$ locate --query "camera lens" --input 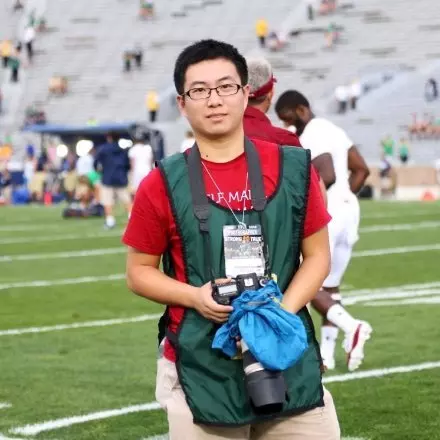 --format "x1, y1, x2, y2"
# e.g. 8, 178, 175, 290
241, 340, 286, 414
